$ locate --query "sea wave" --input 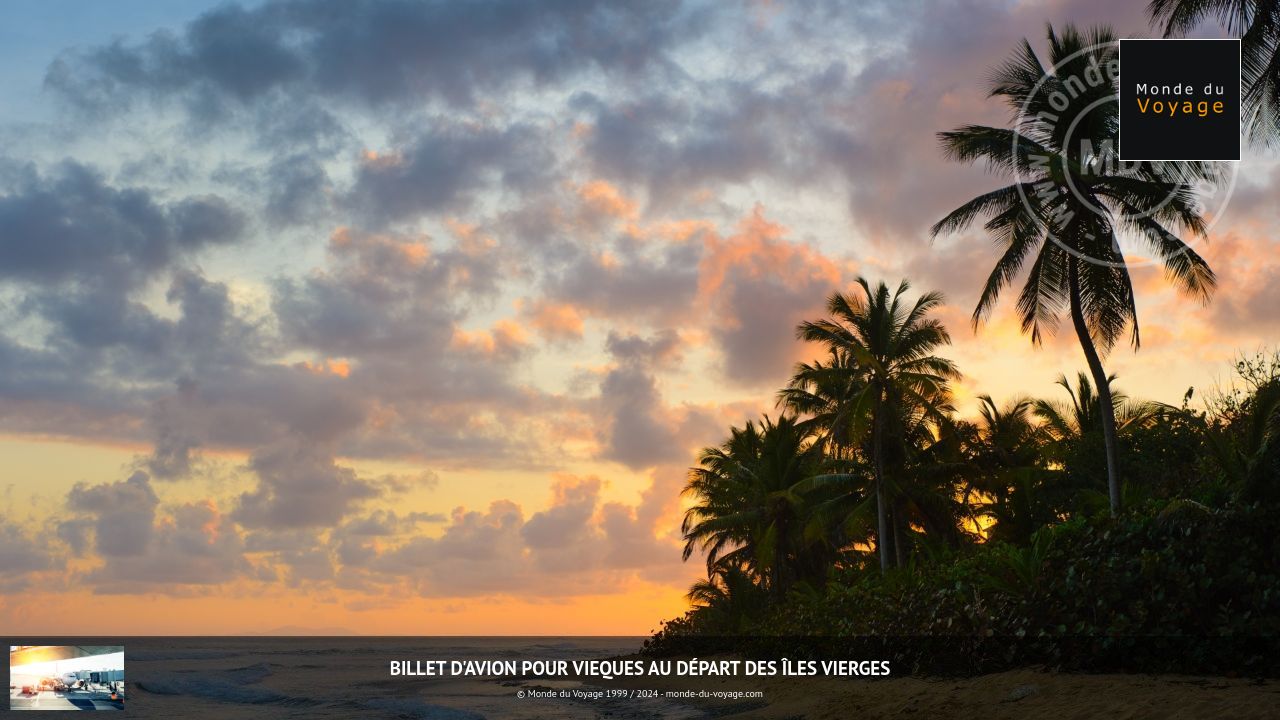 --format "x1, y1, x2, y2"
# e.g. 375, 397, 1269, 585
132, 662, 316, 707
